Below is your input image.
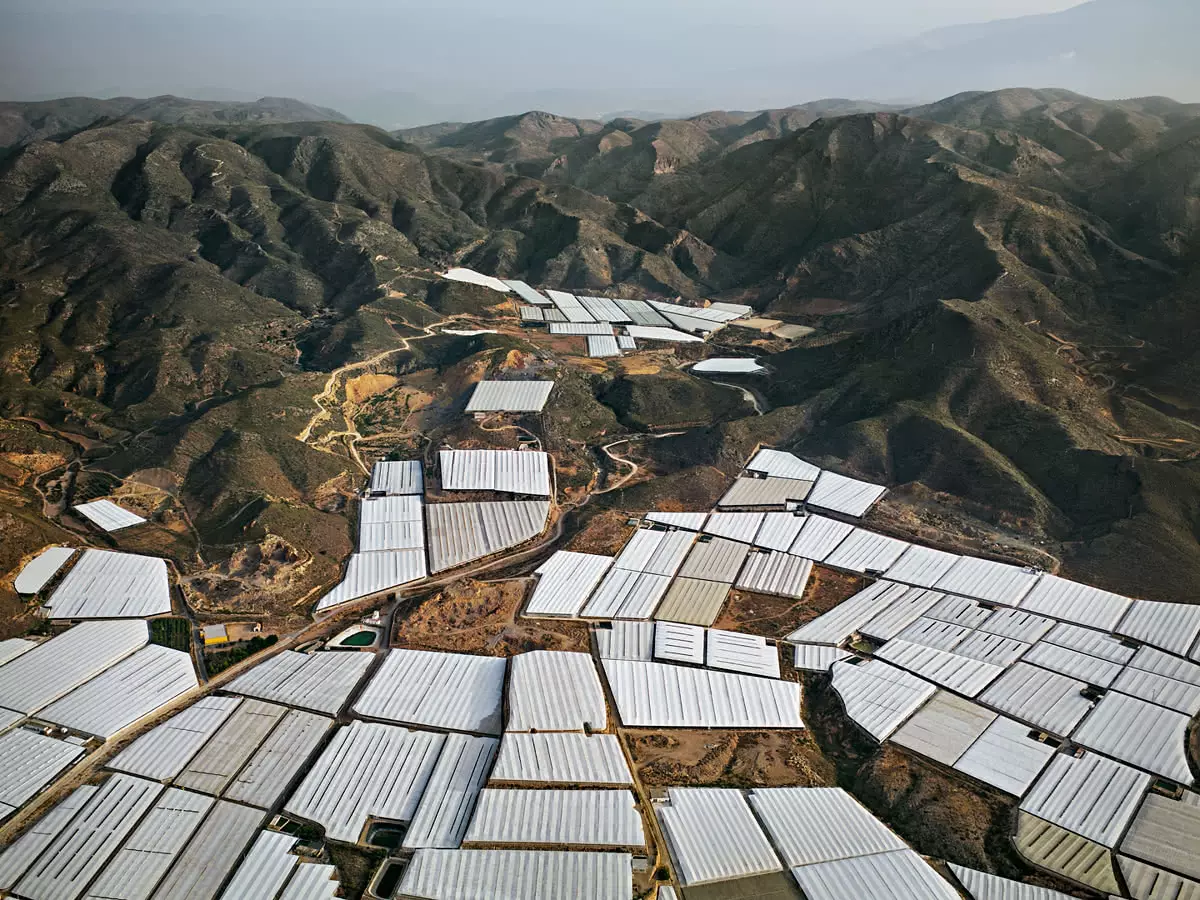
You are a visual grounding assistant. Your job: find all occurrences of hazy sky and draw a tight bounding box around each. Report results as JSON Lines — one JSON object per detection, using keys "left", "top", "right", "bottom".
{"left": 0, "top": 0, "right": 1140, "bottom": 125}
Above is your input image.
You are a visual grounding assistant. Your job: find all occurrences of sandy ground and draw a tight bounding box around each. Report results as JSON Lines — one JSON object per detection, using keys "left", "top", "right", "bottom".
{"left": 623, "top": 729, "right": 835, "bottom": 789}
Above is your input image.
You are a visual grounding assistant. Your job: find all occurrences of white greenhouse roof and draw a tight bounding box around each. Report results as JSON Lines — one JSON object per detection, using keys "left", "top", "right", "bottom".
{"left": 1043, "top": 622, "right": 1136, "bottom": 665}
{"left": 691, "top": 358, "right": 765, "bottom": 374}
{"left": 439, "top": 449, "right": 551, "bottom": 496}
{"left": 1020, "top": 641, "right": 1124, "bottom": 688}
{"left": 1071, "top": 692, "right": 1193, "bottom": 783}
{"left": 0, "top": 729, "right": 84, "bottom": 820}
{"left": 368, "top": 459, "right": 424, "bottom": 495}
{"left": 875, "top": 639, "right": 1005, "bottom": 697}
{"left": 706, "top": 630, "right": 781, "bottom": 679}
{"left": 13, "top": 547, "right": 76, "bottom": 595}
{"left": 789, "top": 514, "right": 856, "bottom": 560}
{"left": 616, "top": 528, "right": 696, "bottom": 576}
{"left": 547, "top": 321, "right": 614, "bottom": 336}
{"left": 857, "top": 584, "right": 946, "bottom": 642}
{"left": 223, "top": 709, "right": 332, "bottom": 809}
{"left": 654, "top": 621, "right": 706, "bottom": 666}
{"left": 284, "top": 720, "right": 444, "bottom": 843}
{"left": 702, "top": 512, "right": 766, "bottom": 545}
{"left": 785, "top": 580, "right": 901, "bottom": 646}
{"left": 465, "top": 380, "right": 554, "bottom": 413}
{"left": 148, "top": 799, "right": 265, "bottom": 900}
{"left": 604, "top": 659, "right": 802, "bottom": 728}
{"left": 172, "top": 699, "right": 286, "bottom": 796}
{"left": 1019, "top": 752, "right": 1151, "bottom": 846}
{"left": 442, "top": 268, "right": 510, "bottom": 292}
{"left": 1115, "top": 599, "right": 1200, "bottom": 658}
{"left": 952, "top": 716, "right": 1058, "bottom": 797}
{"left": 624, "top": 325, "right": 706, "bottom": 343}
{"left": 883, "top": 545, "right": 961, "bottom": 588}
{"left": 1017, "top": 575, "right": 1133, "bottom": 631}
{"left": 736, "top": 551, "right": 812, "bottom": 600}
{"left": 1119, "top": 793, "right": 1200, "bottom": 884}
{"left": 678, "top": 537, "right": 751, "bottom": 583}
{"left": 1128, "top": 644, "right": 1200, "bottom": 683}
{"left": 580, "top": 569, "right": 671, "bottom": 620}
{"left": 503, "top": 280, "right": 552, "bottom": 305}
{"left": 578, "top": 296, "right": 631, "bottom": 322}
{"left": 719, "top": 476, "right": 813, "bottom": 509}
{"left": 587, "top": 335, "right": 621, "bottom": 358}
{"left": 891, "top": 690, "right": 996, "bottom": 766}
{"left": 977, "top": 662, "right": 1095, "bottom": 737}
{"left": 823, "top": 528, "right": 909, "bottom": 574}
{"left": 316, "top": 548, "right": 427, "bottom": 610}
{"left": 615, "top": 299, "right": 671, "bottom": 327}
{"left": 226, "top": 650, "right": 372, "bottom": 715}
{"left": 404, "top": 732, "right": 498, "bottom": 850}
{"left": 0, "top": 785, "right": 97, "bottom": 893}
{"left": 644, "top": 511, "right": 708, "bottom": 530}
{"left": 525, "top": 551, "right": 613, "bottom": 617}
{"left": 792, "top": 644, "right": 854, "bottom": 672}
{"left": 506, "top": 651, "right": 606, "bottom": 732}
{"left": 73, "top": 499, "right": 147, "bottom": 531}
{"left": 39, "top": 644, "right": 197, "bottom": 738}
{"left": 464, "top": 789, "right": 644, "bottom": 849}
{"left": 490, "top": 733, "right": 632, "bottom": 786}
{"left": 653, "top": 577, "right": 731, "bottom": 627}
{"left": 806, "top": 470, "right": 888, "bottom": 518}
{"left": 790, "top": 848, "right": 960, "bottom": 900}
{"left": 0, "top": 619, "right": 148, "bottom": 715}
{"left": 829, "top": 659, "right": 935, "bottom": 742}
{"left": 656, "top": 788, "right": 782, "bottom": 886}
{"left": 399, "top": 849, "right": 632, "bottom": 900}
{"left": 594, "top": 621, "right": 654, "bottom": 661}
{"left": 933, "top": 556, "right": 1040, "bottom": 606}
{"left": 753, "top": 513, "right": 809, "bottom": 552}
{"left": 745, "top": 449, "right": 820, "bottom": 482}
{"left": 546, "top": 290, "right": 595, "bottom": 323}
{"left": 747, "top": 787, "right": 906, "bottom": 867}
{"left": 426, "top": 500, "right": 549, "bottom": 573}
{"left": 0, "top": 638, "right": 36, "bottom": 668}
{"left": 950, "top": 863, "right": 1076, "bottom": 900}
{"left": 44, "top": 548, "right": 171, "bottom": 619}
{"left": 354, "top": 648, "right": 506, "bottom": 735}
{"left": 1112, "top": 666, "right": 1200, "bottom": 715}
{"left": 218, "top": 829, "right": 299, "bottom": 900}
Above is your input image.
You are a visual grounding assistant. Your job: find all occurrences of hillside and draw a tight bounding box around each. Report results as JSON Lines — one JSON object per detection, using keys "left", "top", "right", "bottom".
{"left": 1, "top": 88, "right": 1199, "bottom": 627}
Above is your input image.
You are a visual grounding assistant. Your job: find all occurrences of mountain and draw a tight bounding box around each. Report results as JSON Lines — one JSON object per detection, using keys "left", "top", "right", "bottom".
{"left": 1, "top": 87, "right": 1199, "bottom": 638}
{"left": 0, "top": 95, "right": 352, "bottom": 149}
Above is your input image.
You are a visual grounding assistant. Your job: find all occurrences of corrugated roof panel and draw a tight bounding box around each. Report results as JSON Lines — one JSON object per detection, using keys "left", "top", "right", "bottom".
{"left": 404, "top": 733, "right": 498, "bottom": 850}
{"left": 1111, "top": 666, "right": 1200, "bottom": 716}
{"left": 718, "top": 477, "right": 812, "bottom": 508}
{"left": 823, "top": 529, "right": 909, "bottom": 574}
{"left": 359, "top": 495, "right": 423, "bottom": 525}
{"left": 278, "top": 864, "right": 339, "bottom": 900}
{"left": 708, "top": 301, "right": 754, "bottom": 318}
{"left": 399, "top": 849, "right": 633, "bottom": 900}
{"left": 507, "top": 651, "right": 606, "bottom": 732}
{"left": 1071, "top": 693, "right": 1192, "bottom": 782}
{"left": 625, "top": 325, "right": 705, "bottom": 343}
{"left": 654, "top": 622, "right": 706, "bottom": 665}
{"left": 1043, "top": 622, "right": 1136, "bottom": 665}
{"left": 644, "top": 511, "right": 707, "bottom": 530}
{"left": 891, "top": 690, "right": 997, "bottom": 765}
{"left": 84, "top": 787, "right": 214, "bottom": 900}
{"left": 736, "top": 551, "right": 812, "bottom": 600}
{"left": 548, "top": 321, "right": 614, "bottom": 336}
{"left": 0, "top": 785, "right": 97, "bottom": 891}
{"left": 1119, "top": 856, "right": 1200, "bottom": 900}
{"left": 1020, "top": 752, "right": 1151, "bottom": 846}
{"left": 218, "top": 829, "right": 298, "bottom": 900}
{"left": 806, "top": 470, "right": 888, "bottom": 518}
{"left": 1128, "top": 645, "right": 1200, "bottom": 685}
{"left": 594, "top": 621, "right": 654, "bottom": 661}
{"left": 604, "top": 659, "right": 803, "bottom": 728}
{"left": 175, "top": 699, "right": 287, "bottom": 795}
{"left": 925, "top": 593, "right": 992, "bottom": 628}
{"left": 108, "top": 696, "right": 242, "bottom": 781}
{"left": 226, "top": 650, "right": 372, "bottom": 715}
{"left": 464, "top": 789, "right": 644, "bottom": 849}
{"left": 649, "top": 301, "right": 741, "bottom": 324}
{"left": 651, "top": 578, "right": 730, "bottom": 627}
{"left": 949, "top": 863, "right": 1076, "bottom": 900}
{"left": 788, "top": 515, "right": 855, "bottom": 561}
{"left": 14, "top": 773, "right": 162, "bottom": 900}
{"left": 1116, "top": 600, "right": 1200, "bottom": 658}
{"left": 0, "top": 729, "right": 84, "bottom": 816}
{"left": 785, "top": 580, "right": 899, "bottom": 645}
{"left": 73, "top": 499, "right": 146, "bottom": 532}
{"left": 884, "top": 545, "right": 961, "bottom": 589}
{"left": 875, "top": 639, "right": 1005, "bottom": 697}
{"left": 491, "top": 733, "right": 632, "bottom": 786}
{"left": 934, "top": 557, "right": 1041, "bottom": 606}
{"left": 0, "top": 638, "right": 37, "bottom": 668}
{"left": 517, "top": 304, "right": 544, "bottom": 322}
{"left": 316, "top": 548, "right": 427, "bottom": 610}
{"left": 692, "top": 358, "right": 765, "bottom": 374}
{"left": 1021, "top": 642, "right": 1124, "bottom": 688}
{"left": 1018, "top": 575, "right": 1133, "bottom": 631}
{"left": 644, "top": 531, "right": 698, "bottom": 577}
{"left": 223, "top": 709, "right": 332, "bottom": 809}
{"left": 526, "top": 551, "right": 613, "bottom": 617}
{"left": 978, "top": 662, "right": 1095, "bottom": 736}
{"left": 790, "top": 848, "right": 960, "bottom": 900}
{"left": 354, "top": 649, "right": 505, "bottom": 735}
{"left": 952, "top": 716, "right": 1058, "bottom": 797}
{"left": 581, "top": 569, "right": 671, "bottom": 620}
{"left": 705, "top": 630, "right": 780, "bottom": 679}
{"left": 285, "top": 720, "right": 444, "bottom": 842}
{"left": 1119, "top": 793, "right": 1200, "bottom": 883}
{"left": 578, "top": 296, "right": 631, "bottom": 322}
{"left": 679, "top": 537, "right": 750, "bottom": 583}
{"left": 615, "top": 299, "right": 671, "bottom": 326}
{"left": 857, "top": 584, "right": 946, "bottom": 642}
{"left": 39, "top": 644, "right": 197, "bottom": 739}
{"left": 745, "top": 449, "right": 821, "bottom": 481}
{"left": 45, "top": 549, "right": 171, "bottom": 619}
{"left": 702, "top": 512, "right": 765, "bottom": 545}
{"left": 954, "top": 631, "right": 1032, "bottom": 667}
{"left": 829, "top": 659, "right": 936, "bottom": 741}
{"left": 894, "top": 616, "right": 973, "bottom": 651}
{"left": 656, "top": 788, "right": 782, "bottom": 886}
{"left": 587, "top": 335, "right": 621, "bottom": 357}
{"left": 753, "top": 513, "right": 808, "bottom": 552}
{"left": 368, "top": 459, "right": 424, "bottom": 495}
{"left": 618, "top": 335, "right": 639, "bottom": 350}
{"left": 748, "top": 787, "right": 906, "bottom": 866}
{"left": 503, "top": 280, "right": 552, "bottom": 305}
{"left": 465, "top": 381, "right": 554, "bottom": 413}
{"left": 542, "top": 308, "right": 567, "bottom": 323}
{"left": 978, "top": 608, "right": 1056, "bottom": 643}
{"left": 1015, "top": 813, "right": 1119, "bottom": 894}
{"left": 426, "top": 500, "right": 549, "bottom": 573}
{"left": 546, "top": 290, "right": 595, "bottom": 323}
{"left": 440, "top": 450, "right": 551, "bottom": 496}
{"left": 792, "top": 644, "right": 854, "bottom": 672}
{"left": 149, "top": 800, "right": 264, "bottom": 900}
{"left": 13, "top": 547, "right": 76, "bottom": 595}
{"left": 613, "top": 529, "right": 665, "bottom": 572}
{"left": 654, "top": 309, "right": 722, "bottom": 334}
{"left": 358, "top": 520, "right": 426, "bottom": 552}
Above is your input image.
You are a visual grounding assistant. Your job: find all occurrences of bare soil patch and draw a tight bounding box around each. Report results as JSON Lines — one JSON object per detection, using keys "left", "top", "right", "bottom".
{"left": 623, "top": 729, "right": 834, "bottom": 789}
{"left": 713, "top": 565, "right": 865, "bottom": 638}
{"left": 565, "top": 510, "right": 637, "bottom": 556}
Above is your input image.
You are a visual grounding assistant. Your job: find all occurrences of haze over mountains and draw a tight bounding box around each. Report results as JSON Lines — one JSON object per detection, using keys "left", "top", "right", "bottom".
{"left": 2, "top": 0, "right": 1197, "bottom": 127}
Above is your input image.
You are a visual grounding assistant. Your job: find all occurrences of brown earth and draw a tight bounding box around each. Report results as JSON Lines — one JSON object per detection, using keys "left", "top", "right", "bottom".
{"left": 713, "top": 564, "right": 864, "bottom": 638}
{"left": 345, "top": 373, "right": 399, "bottom": 404}
{"left": 393, "top": 577, "right": 589, "bottom": 656}
{"left": 623, "top": 729, "right": 835, "bottom": 789}
{"left": 565, "top": 509, "right": 638, "bottom": 556}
